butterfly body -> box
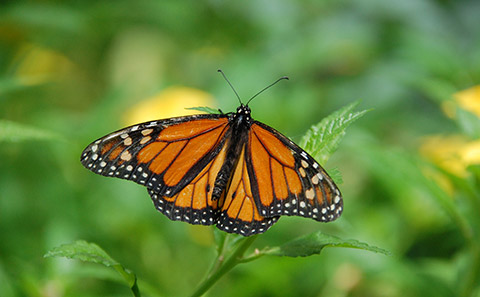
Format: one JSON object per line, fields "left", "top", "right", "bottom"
{"left": 81, "top": 103, "right": 342, "bottom": 236}
{"left": 211, "top": 104, "right": 253, "bottom": 199}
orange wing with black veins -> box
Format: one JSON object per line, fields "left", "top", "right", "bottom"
{"left": 246, "top": 122, "right": 343, "bottom": 222}
{"left": 81, "top": 115, "right": 230, "bottom": 197}
{"left": 216, "top": 145, "right": 279, "bottom": 235}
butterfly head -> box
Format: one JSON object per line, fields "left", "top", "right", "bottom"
{"left": 229, "top": 103, "right": 252, "bottom": 128}
{"left": 236, "top": 103, "right": 251, "bottom": 116}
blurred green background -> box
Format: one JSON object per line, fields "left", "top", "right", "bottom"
{"left": 1, "top": 0, "right": 480, "bottom": 296}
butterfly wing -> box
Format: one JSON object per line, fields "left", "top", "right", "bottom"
{"left": 147, "top": 138, "right": 230, "bottom": 225}
{"left": 80, "top": 114, "right": 230, "bottom": 197}
{"left": 216, "top": 144, "right": 279, "bottom": 236}
{"left": 246, "top": 121, "right": 343, "bottom": 222}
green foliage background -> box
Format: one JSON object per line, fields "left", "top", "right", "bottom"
{"left": 1, "top": 0, "right": 480, "bottom": 296}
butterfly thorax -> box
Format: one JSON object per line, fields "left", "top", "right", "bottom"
{"left": 211, "top": 104, "right": 252, "bottom": 201}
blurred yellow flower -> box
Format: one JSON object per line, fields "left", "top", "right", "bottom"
{"left": 420, "top": 135, "right": 480, "bottom": 177}
{"left": 14, "top": 43, "right": 75, "bottom": 85}
{"left": 124, "top": 86, "right": 215, "bottom": 125}
{"left": 442, "top": 85, "right": 480, "bottom": 118}
{"left": 454, "top": 85, "right": 480, "bottom": 116}
{"left": 333, "top": 263, "right": 362, "bottom": 292}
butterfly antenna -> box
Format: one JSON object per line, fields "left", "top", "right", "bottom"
{"left": 218, "top": 69, "right": 242, "bottom": 105}
{"left": 246, "top": 76, "right": 289, "bottom": 106}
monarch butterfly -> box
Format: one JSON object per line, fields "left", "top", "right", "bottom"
{"left": 80, "top": 71, "right": 342, "bottom": 236}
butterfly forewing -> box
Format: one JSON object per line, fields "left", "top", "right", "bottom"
{"left": 80, "top": 114, "right": 230, "bottom": 197}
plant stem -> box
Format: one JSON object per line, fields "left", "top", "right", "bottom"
{"left": 113, "top": 265, "right": 141, "bottom": 297}
{"left": 241, "top": 247, "right": 271, "bottom": 264}
{"left": 205, "top": 233, "right": 229, "bottom": 278}
{"left": 131, "top": 280, "right": 141, "bottom": 297}
{"left": 189, "top": 235, "right": 258, "bottom": 297}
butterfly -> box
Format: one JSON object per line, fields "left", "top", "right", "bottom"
{"left": 80, "top": 71, "right": 343, "bottom": 236}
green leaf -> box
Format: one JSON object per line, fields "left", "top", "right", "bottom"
{"left": 263, "top": 232, "right": 390, "bottom": 257}
{"left": 44, "top": 240, "right": 118, "bottom": 266}
{"left": 0, "top": 120, "right": 61, "bottom": 142}
{"left": 326, "top": 167, "right": 343, "bottom": 185}
{"left": 300, "top": 101, "right": 370, "bottom": 164}
{"left": 186, "top": 106, "right": 220, "bottom": 114}
{"left": 45, "top": 240, "right": 141, "bottom": 297}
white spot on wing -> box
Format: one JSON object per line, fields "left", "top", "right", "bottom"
{"left": 334, "top": 195, "right": 341, "bottom": 204}
{"left": 299, "top": 167, "right": 306, "bottom": 177}
{"left": 140, "top": 136, "right": 151, "bottom": 144}
{"left": 142, "top": 128, "right": 154, "bottom": 136}
{"left": 120, "top": 150, "right": 132, "bottom": 161}
{"left": 306, "top": 188, "right": 315, "bottom": 200}
{"left": 124, "top": 137, "right": 132, "bottom": 146}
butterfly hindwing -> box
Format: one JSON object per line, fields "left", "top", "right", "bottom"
{"left": 147, "top": 139, "right": 230, "bottom": 225}
{"left": 216, "top": 144, "right": 279, "bottom": 236}
{"left": 80, "top": 114, "right": 230, "bottom": 197}
{"left": 246, "top": 122, "right": 343, "bottom": 221}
